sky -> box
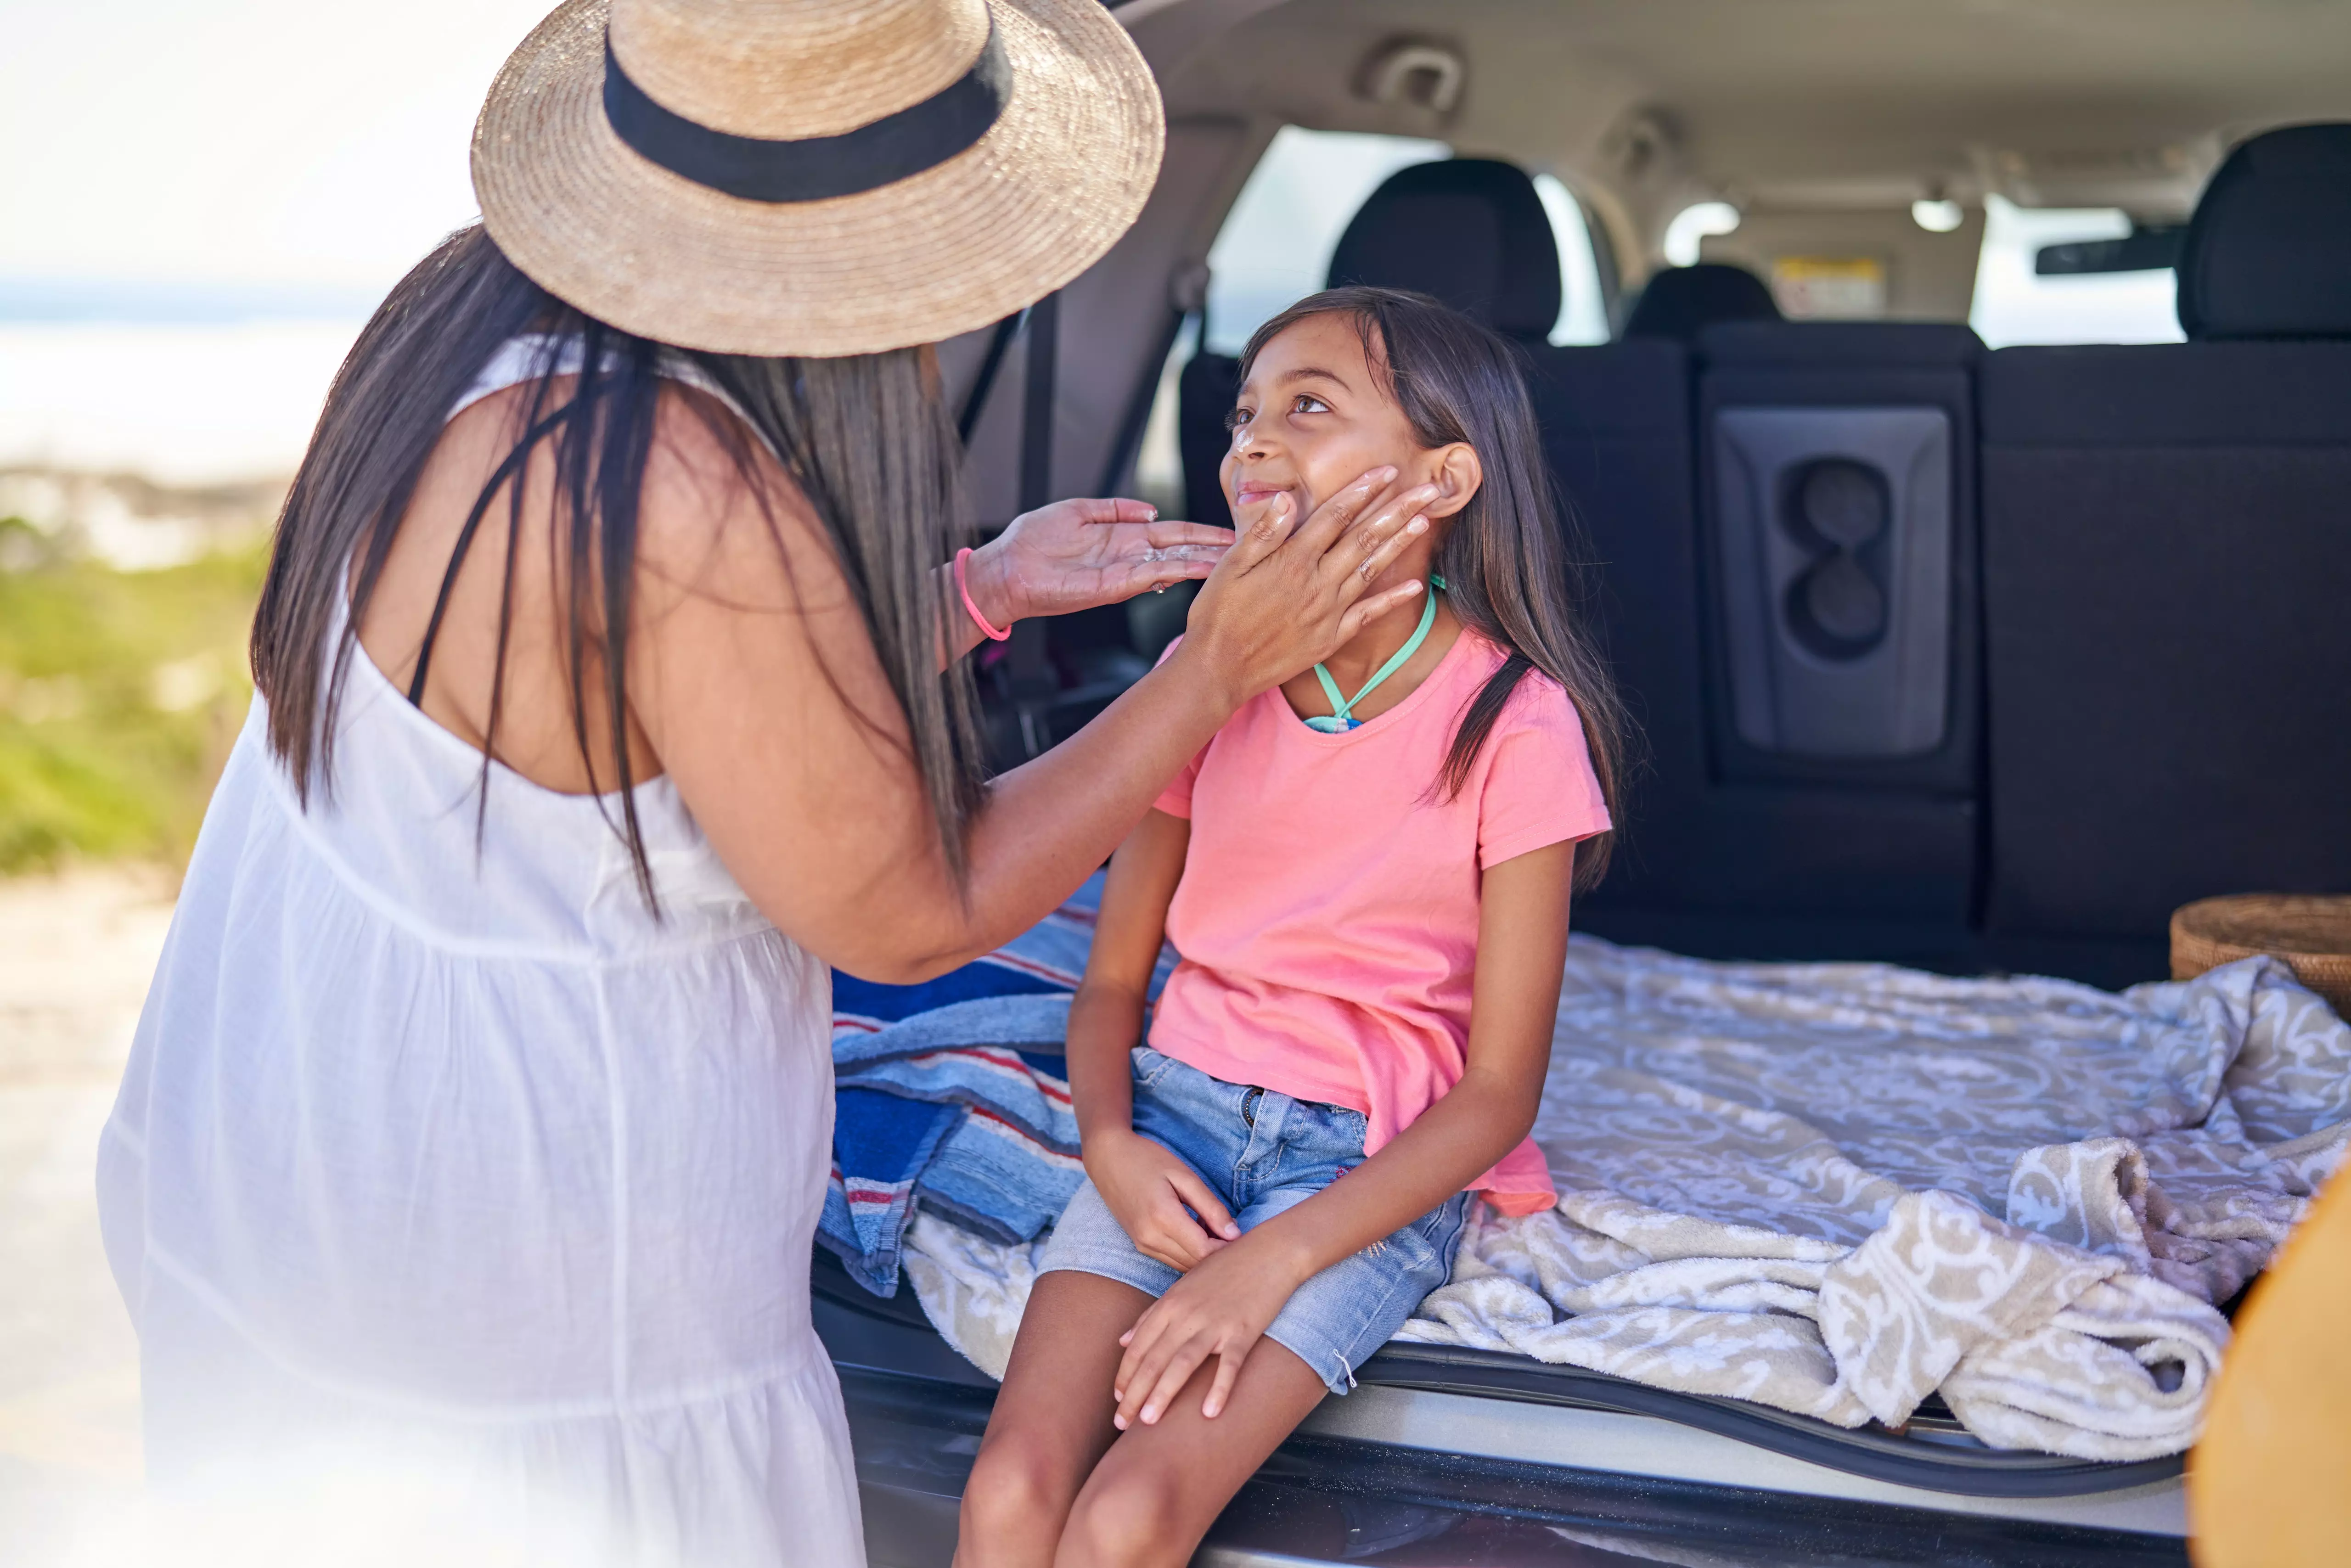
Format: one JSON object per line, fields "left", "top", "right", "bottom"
{"left": 0, "top": 0, "right": 551, "bottom": 480}
{"left": 0, "top": 0, "right": 550, "bottom": 300}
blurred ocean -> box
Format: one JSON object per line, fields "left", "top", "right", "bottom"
{"left": 0, "top": 320, "right": 365, "bottom": 487}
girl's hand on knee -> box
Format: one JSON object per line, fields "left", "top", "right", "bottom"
{"left": 1112, "top": 1243, "right": 1300, "bottom": 1428}
{"left": 1086, "top": 1130, "right": 1241, "bottom": 1272}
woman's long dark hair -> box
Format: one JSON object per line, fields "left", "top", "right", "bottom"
{"left": 1237, "top": 286, "right": 1628, "bottom": 890}
{"left": 251, "top": 225, "right": 986, "bottom": 906}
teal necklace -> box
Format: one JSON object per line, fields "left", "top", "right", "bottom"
{"left": 1303, "top": 576, "right": 1445, "bottom": 733}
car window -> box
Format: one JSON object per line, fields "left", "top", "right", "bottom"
{"left": 1534, "top": 173, "right": 1611, "bottom": 346}
{"left": 1969, "top": 195, "right": 2185, "bottom": 347}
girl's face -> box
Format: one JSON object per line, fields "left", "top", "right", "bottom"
{"left": 1222, "top": 313, "right": 1482, "bottom": 563}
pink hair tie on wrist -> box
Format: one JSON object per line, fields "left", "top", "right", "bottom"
{"left": 955, "top": 547, "right": 1012, "bottom": 642}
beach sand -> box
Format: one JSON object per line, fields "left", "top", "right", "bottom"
{"left": 0, "top": 868, "right": 172, "bottom": 1555}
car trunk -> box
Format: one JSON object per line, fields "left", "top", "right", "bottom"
{"left": 812, "top": 1248, "right": 2191, "bottom": 1568}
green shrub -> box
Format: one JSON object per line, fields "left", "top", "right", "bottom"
{"left": 0, "top": 530, "right": 269, "bottom": 877}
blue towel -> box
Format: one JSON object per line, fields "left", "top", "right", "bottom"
{"left": 823, "top": 877, "right": 1168, "bottom": 1296}
{"left": 832, "top": 996, "right": 1080, "bottom": 1272}
{"left": 822, "top": 1086, "right": 965, "bottom": 1294}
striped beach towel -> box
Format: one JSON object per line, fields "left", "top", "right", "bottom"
{"left": 822, "top": 877, "right": 1167, "bottom": 1295}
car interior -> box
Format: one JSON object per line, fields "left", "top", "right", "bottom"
{"left": 819, "top": 3, "right": 2351, "bottom": 1561}
{"left": 941, "top": 0, "right": 2351, "bottom": 994}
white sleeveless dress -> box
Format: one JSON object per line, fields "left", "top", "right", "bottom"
{"left": 97, "top": 342, "right": 864, "bottom": 1566}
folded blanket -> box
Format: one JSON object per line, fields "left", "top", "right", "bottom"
{"left": 890, "top": 928, "right": 2351, "bottom": 1461}
{"left": 831, "top": 886, "right": 1097, "bottom": 1034}
{"left": 1403, "top": 1187, "right": 2231, "bottom": 1459}
{"left": 821, "top": 1083, "right": 964, "bottom": 1295}
{"left": 822, "top": 880, "right": 1161, "bottom": 1294}
{"left": 821, "top": 995, "right": 1082, "bottom": 1293}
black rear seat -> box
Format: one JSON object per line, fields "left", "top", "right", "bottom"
{"left": 1324, "top": 158, "right": 1565, "bottom": 337}
{"left": 1521, "top": 280, "right": 1788, "bottom": 935}
{"left": 1622, "top": 262, "right": 1782, "bottom": 341}
{"left": 1980, "top": 124, "right": 2351, "bottom": 968}
{"left": 1696, "top": 320, "right": 1982, "bottom": 799}
{"left": 1520, "top": 337, "right": 1699, "bottom": 906}
{"left": 1574, "top": 320, "right": 1987, "bottom": 962}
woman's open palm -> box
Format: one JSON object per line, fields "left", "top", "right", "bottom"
{"left": 987, "top": 498, "right": 1230, "bottom": 619}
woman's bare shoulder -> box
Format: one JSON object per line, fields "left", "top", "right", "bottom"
{"left": 633, "top": 382, "right": 840, "bottom": 608}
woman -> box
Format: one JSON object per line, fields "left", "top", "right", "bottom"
{"left": 93, "top": 1, "right": 1435, "bottom": 1563}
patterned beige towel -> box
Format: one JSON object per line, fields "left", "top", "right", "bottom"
{"left": 903, "top": 944, "right": 2350, "bottom": 1460}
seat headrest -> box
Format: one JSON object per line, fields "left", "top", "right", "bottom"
{"left": 1623, "top": 264, "right": 1781, "bottom": 341}
{"left": 1325, "top": 159, "right": 1562, "bottom": 340}
{"left": 2178, "top": 124, "right": 2351, "bottom": 341}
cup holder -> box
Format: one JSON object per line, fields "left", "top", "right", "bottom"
{"left": 1780, "top": 458, "right": 1890, "bottom": 660}
{"left": 1710, "top": 405, "right": 1954, "bottom": 759}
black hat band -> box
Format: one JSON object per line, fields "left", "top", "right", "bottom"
{"left": 602, "top": 13, "right": 1009, "bottom": 204}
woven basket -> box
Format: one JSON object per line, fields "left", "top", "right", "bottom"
{"left": 2171, "top": 894, "right": 2351, "bottom": 1016}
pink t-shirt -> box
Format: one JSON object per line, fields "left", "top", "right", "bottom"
{"left": 1148, "top": 629, "right": 1610, "bottom": 1215}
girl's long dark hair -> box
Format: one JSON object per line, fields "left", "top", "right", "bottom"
{"left": 1238, "top": 286, "right": 1629, "bottom": 890}
{"left": 251, "top": 225, "right": 986, "bottom": 906}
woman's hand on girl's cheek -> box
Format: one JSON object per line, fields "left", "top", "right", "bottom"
{"left": 1085, "top": 1129, "right": 1241, "bottom": 1272}
{"left": 1112, "top": 1240, "right": 1299, "bottom": 1427}
{"left": 1177, "top": 468, "right": 1437, "bottom": 707}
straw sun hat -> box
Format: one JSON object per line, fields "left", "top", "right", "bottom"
{"left": 472, "top": 0, "right": 1164, "bottom": 357}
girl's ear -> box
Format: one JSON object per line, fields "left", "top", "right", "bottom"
{"left": 1423, "top": 441, "right": 1485, "bottom": 521}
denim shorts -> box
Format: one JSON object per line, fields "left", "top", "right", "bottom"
{"left": 1037, "top": 1045, "right": 1470, "bottom": 1396}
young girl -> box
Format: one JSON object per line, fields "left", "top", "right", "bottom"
{"left": 956, "top": 287, "right": 1626, "bottom": 1568}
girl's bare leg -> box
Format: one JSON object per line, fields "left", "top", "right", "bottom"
{"left": 1054, "top": 1339, "right": 1330, "bottom": 1568}
{"left": 956, "top": 1271, "right": 1153, "bottom": 1568}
